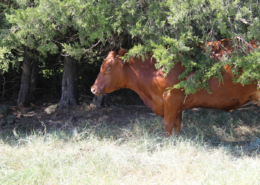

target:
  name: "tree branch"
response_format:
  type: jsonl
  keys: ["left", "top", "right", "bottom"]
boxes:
{"left": 239, "top": 18, "right": 251, "bottom": 25}
{"left": 235, "top": 36, "right": 256, "bottom": 51}
{"left": 83, "top": 39, "right": 102, "bottom": 53}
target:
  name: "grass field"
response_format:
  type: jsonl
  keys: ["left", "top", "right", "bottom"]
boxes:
{"left": 1, "top": 106, "right": 260, "bottom": 185}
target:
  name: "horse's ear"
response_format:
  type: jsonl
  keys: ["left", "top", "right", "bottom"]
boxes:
{"left": 118, "top": 48, "right": 128, "bottom": 57}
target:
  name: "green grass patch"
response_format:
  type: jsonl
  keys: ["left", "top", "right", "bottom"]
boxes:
{"left": 0, "top": 108, "right": 260, "bottom": 184}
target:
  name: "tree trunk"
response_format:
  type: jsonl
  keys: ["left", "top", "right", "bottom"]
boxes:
{"left": 17, "top": 50, "right": 38, "bottom": 107}
{"left": 92, "top": 94, "right": 110, "bottom": 107}
{"left": 59, "top": 56, "right": 78, "bottom": 109}
{"left": 0, "top": 72, "right": 4, "bottom": 99}
{"left": 29, "top": 59, "right": 39, "bottom": 102}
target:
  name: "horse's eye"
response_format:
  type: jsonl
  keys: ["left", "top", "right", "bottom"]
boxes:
{"left": 106, "top": 68, "right": 111, "bottom": 73}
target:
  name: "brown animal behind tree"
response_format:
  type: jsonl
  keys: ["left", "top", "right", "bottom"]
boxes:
{"left": 91, "top": 39, "right": 260, "bottom": 137}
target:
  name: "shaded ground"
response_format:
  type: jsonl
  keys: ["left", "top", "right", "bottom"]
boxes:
{"left": 0, "top": 91, "right": 156, "bottom": 132}
{"left": 1, "top": 90, "right": 260, "bottom": 156}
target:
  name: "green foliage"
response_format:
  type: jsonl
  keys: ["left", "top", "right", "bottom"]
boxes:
{"left": 123, "top": 0, "right": 260, "bottom": 95}
{"left": 1, "top": 0, "right": 260, "bottom": 94}
{"left": 0, "top": 47, "right": 11, "bottom": 73}
{"left": 121, "top": 44, "right": 151, "bottom": 61}
{"left": 232, "top": 51, "right": 260, "bottom": 87}
{"left": 0, "top": 0, "right": 20, "bottom": 73}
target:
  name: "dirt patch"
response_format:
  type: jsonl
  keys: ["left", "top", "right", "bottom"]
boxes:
{"left": 0, "top": 93, "right": 157, "bottom": 132}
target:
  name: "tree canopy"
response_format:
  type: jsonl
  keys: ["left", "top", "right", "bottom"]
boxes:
{"left": 0, "top": 0, "right": 260, "bottom": 102}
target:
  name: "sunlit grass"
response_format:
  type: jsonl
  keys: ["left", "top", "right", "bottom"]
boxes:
{"left": 0, "top": 107, "right": 260, "bottom": 184}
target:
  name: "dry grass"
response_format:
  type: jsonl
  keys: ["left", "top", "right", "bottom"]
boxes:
{"left": 0, "top": 107, "right": 260, "bottom": 185}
